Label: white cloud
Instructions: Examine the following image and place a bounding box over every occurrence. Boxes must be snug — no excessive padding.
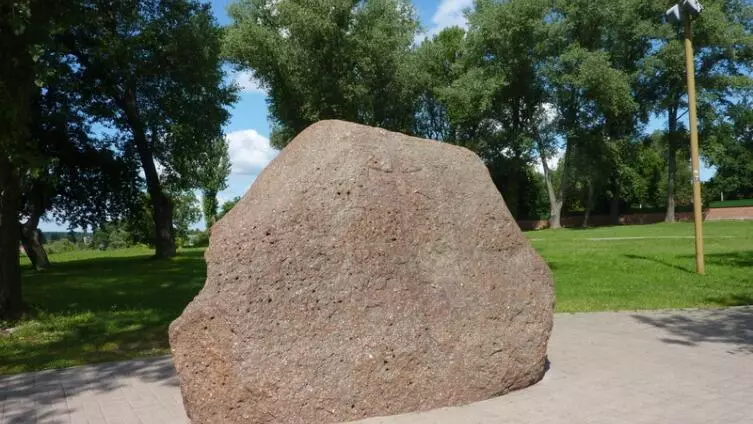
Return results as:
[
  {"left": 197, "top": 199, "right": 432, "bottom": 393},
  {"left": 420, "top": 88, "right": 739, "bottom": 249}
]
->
[
  {"left": 232, "top": 70, "right": 266, "bottom": 95},
  {"left": 226, "top": 129, "right": 278, "bottom": 176},
  {"left": 216, "top": 192, "right": 232, "bottom": 205},
  {"left": 414, "top": 31, "right": 429, "bottom": 46},
  {"left": 534, "top": 149, "right": 563, "bottom": 174},
  {"left": 428, "top": 0, "right": 474, "bottom": 37},
  {"left": 540, "top": 102, "right": 558, "bottom": 127},
  {"left": 137, "top": 159, "right": 166, "bottom": 179}
]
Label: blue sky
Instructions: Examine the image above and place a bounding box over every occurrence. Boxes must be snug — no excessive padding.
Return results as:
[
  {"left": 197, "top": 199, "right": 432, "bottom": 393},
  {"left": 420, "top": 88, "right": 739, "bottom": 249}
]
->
[{"left": 40, "top": 0, "right": 714, "bottom": 232}]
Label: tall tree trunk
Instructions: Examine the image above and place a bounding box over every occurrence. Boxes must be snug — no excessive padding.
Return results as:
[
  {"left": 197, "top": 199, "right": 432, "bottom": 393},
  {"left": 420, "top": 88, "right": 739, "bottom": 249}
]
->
[
  {"left": 0, "top": 156, "right": 23, "bottom": 321},
  {"left": 150, "top": 192, "right": 175, "bottom": 258},
  {"left": 121, "top": 89, "right": 176, "bottom": 259},
  {"left": 665, "top": 105, "right": 678, "bottom": 223},
  {"left": 538, "top": 138, "right": 571, "bottom": 230},
  {"left": 20, "top": 227, "right": 50, "bottom": 270},
  {"left": 538, "top": 143, "right": 561, "bottom": 229},
  {"left": 507, "top": 164, "right": 521, "bottom": 219},
  {"left": 583, "top": 176, "right": 594, "bottom": 228},
  {"left": 665, "top": 143, "right": 676, "bottom": 222},
  {"left": 609, "top": 194, "right": 620, "bottom": 225},
  {"left": 20, "top": 188, "right": 50, "bottom": 270},
  {"left": 0, "top": 19, "right": 33, "bottom": 320}
]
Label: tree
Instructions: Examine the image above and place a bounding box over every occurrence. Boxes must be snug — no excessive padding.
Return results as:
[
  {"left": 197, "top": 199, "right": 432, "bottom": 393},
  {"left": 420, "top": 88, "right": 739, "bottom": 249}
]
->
[
  {"left": 217, "top": 196, "right": 241, "bottom": 221},
  {"left": 0, "top": 0, "right": 48, "bottom": 320},
  {"left": 639, "top": 0, "right": 753, "bottom": 221},
  {"left": 198, "top": 137, "right": 230, "bottom": 228},
  {"left": 533, "top": 0, "right": 642, "bottom": 228},
  {"left": 413, "top": 0, "right": 552, "bottom": 219},
  {"left": 172, "top": 190, "right": 202, "bottom": 245},
  {"left": 411, "top": 27, "right": 467, "bottom": 142},
  {"left": 542, "top": 45, "right": 636, "bottom": 227},
  {"left": 61, "top": 0, "right": 235, "bottom": 258},
  {"left": 704, "top": 100, "right": 753, "bottom": 200},
  {"left": 463, "top": 0, "right": 550, "bottom": 190},
  {"left": 19, "top": 76, "right": 140, "bottom": 269},
  {"left": 124, "top": 190, "right": 202, "bottom": 248},
  {"left": 224, "top": 0, "right": 419, "bottom": 147}
]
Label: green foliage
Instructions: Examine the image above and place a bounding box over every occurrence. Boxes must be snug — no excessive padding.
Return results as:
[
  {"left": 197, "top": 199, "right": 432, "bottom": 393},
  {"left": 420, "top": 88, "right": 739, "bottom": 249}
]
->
[
  {"left": 217, "top": 196, "right": 241, "bottom": 221},
  {"left": 198, "top": 137, "right": 231, "bottom": 227},
  {"left": 92, "top": 222, "right": 134, "bottom": 251},
  {"left": 46, "top": 239, "right": 76, "bottom": 255},
  {"left": 190, "top": 230, "right": 210, "bottom": 247},
  {"left": 107, "top": 227, "right": 131, "bottom": 250},
  {"left": 221, "top": 0, "right": 753, "bottom": 222},
  {"left": 410, "top": 27, "right": 466, "bottom": 141},
  {"left": 488, "top": 157, "right": 549, "bottom": 219},
  {"left": 172, "top": 191, "right": 202, "bottom": 245},
  {"left": 4, "top": 248, "right": 205, "bottom": 374},
  {"left": 704, "top": 100, "right": 753, "bottom": 200},
  {"left": 124, "top": 191, "right": 202, "bottom": 247},
  {"left": 224, "top": 0, "right": 419, "bottom": 147},
  {"left": 49, "top": 0, "right": 236, "bottom": 257},
  {"left": 63, "top": 0, "right": 236, "bottom": 182}
]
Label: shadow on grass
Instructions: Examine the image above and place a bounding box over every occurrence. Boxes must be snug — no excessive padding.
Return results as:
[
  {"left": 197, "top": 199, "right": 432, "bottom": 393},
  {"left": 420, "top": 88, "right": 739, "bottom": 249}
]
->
[
  {"left": 0, "top": 356, "right": 179, "bottom": 424},
  {"left": 680, "top": 250, "right": 753, "bottom": 268},
  {"left": 632, "top": 307, "right": 753, "bottom": 354},
  {"left": 1, "top": 250, "right": 206, "bottom": 375},
  {"left": 622, "top": 254, "right": 694, "bottom": 274},
  {"left": 706, "top": 293, "right": 753, "bottom": 307}
]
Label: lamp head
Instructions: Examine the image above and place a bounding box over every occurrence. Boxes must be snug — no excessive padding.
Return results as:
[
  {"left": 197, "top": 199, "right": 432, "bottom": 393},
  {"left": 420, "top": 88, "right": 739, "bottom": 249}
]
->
[
  {"left": 666, "top": 0, "right": 703, "bottom": 23},
  {"left": 665, "top": 4, "right": 682, "bottom": 23},
  {"left": 683, "top": 0, "right": 704, "bottom": 18}
]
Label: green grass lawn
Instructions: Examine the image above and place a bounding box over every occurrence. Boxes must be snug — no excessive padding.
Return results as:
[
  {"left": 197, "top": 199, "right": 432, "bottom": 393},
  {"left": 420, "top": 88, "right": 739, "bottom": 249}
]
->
[
  {"left": 527, "top": 221, "right": 753, "bottom": 312},
  {"left": 1, "top": 221, "right": 752, "bottom": 374},
  {"left": 1, "top": 247, "right": 206, "bottom": 374},
  {"left": 708, "top": 198, "right": 753, "bottom": 208}
]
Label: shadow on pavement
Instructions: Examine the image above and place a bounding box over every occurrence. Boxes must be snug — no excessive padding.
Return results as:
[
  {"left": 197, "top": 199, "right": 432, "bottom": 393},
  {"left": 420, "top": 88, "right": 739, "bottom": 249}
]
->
[
  {"left": 632, "top": 307, "right": 753, "bottom": 354},
  {"left": 0, "top": 357, "right": 178, "bottom": 423}
]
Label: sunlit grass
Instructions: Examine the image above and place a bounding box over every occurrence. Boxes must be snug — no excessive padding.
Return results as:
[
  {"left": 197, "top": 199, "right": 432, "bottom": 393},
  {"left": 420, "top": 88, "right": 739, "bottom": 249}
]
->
[
  {"left": 2, "top": 222, "right": 752, "bottom": 374},
  {"left": 526, "top": 221, "right": 753, "bottom": 312},
  {"left": 2, "top": 247, "right": 205, "bottom": 374}
]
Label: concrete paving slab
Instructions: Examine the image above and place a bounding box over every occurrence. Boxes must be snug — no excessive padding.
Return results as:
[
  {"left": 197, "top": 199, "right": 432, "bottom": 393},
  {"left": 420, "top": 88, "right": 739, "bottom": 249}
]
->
[{"left": 1, "top": 307, "right": 751, "bottom": 424}]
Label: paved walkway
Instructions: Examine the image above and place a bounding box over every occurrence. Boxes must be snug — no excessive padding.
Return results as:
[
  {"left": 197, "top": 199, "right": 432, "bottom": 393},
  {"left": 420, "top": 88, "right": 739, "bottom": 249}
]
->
[{"left": 2, "top": 307, "right": 752, "bottom": 424}]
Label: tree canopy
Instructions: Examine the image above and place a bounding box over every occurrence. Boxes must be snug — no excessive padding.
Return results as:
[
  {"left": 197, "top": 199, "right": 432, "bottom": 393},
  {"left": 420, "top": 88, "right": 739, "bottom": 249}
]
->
[
  {"left": 224, "top": 0, "right": 419, "bottom": 147},
  {"left": 223, "top": 0, "right": 753, "bottom": 227},
  {"left": 1, "top": 0, "right": 236, "bottom": 319},
  {"left": 4, "top": 0, "right": 753, "bottom": 320}
]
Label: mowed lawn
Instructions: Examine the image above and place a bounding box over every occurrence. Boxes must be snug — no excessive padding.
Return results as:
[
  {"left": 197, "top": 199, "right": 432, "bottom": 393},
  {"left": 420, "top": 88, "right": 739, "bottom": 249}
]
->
[
  {"left": 528, "top": 221, "right": 753, "bottom": 312},
  {"left": 1, "top": 221, "right": 752, "bottom": 374},
  {"left": 1, "top": 248, "right": 206, "bottom": 374}
]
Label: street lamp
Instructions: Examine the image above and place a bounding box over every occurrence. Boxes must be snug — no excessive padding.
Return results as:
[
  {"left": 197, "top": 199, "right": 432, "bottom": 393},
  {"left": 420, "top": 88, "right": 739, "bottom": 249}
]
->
[{"left": 666, "top": 0, "right": 705, "bottom": 275}]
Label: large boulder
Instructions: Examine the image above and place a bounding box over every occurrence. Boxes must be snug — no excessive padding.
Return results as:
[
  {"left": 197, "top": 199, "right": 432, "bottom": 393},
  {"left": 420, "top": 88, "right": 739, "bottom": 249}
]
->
[{"left": 169, "top": 120, "right": 555, "bottom": 424}]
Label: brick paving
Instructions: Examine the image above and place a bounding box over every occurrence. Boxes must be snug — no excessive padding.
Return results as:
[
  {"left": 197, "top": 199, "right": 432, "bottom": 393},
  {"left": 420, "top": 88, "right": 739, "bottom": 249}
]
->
[
  {"left": 0, "top": 358, "right": 186, "bottom": 424},
  {"left": 2, "top": 307, "right": 752, "bottom": 424}
]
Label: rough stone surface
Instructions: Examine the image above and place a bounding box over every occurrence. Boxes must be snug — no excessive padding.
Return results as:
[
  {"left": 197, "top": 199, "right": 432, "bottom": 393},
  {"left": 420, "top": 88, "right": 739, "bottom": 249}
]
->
[{"left": 168, "top": 120, "right": 555, "bottom": 424}]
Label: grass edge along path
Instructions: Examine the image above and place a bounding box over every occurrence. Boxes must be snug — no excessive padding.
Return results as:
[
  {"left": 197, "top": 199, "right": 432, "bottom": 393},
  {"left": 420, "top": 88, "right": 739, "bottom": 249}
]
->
[{"left": 2, "top": 221, "right": 752, "bottom": 374}]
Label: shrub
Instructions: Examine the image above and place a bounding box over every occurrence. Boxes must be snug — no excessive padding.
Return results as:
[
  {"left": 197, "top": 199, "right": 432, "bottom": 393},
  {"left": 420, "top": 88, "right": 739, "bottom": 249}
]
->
[
  {"left": 192, "top": 231, "right": 210, "bottom": 247},
  {"left": 108, "top": 227, "right": 131, "bottom": 250},
  {"left": 47, "top": 239, "right": 76, "bottom": 255}
]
